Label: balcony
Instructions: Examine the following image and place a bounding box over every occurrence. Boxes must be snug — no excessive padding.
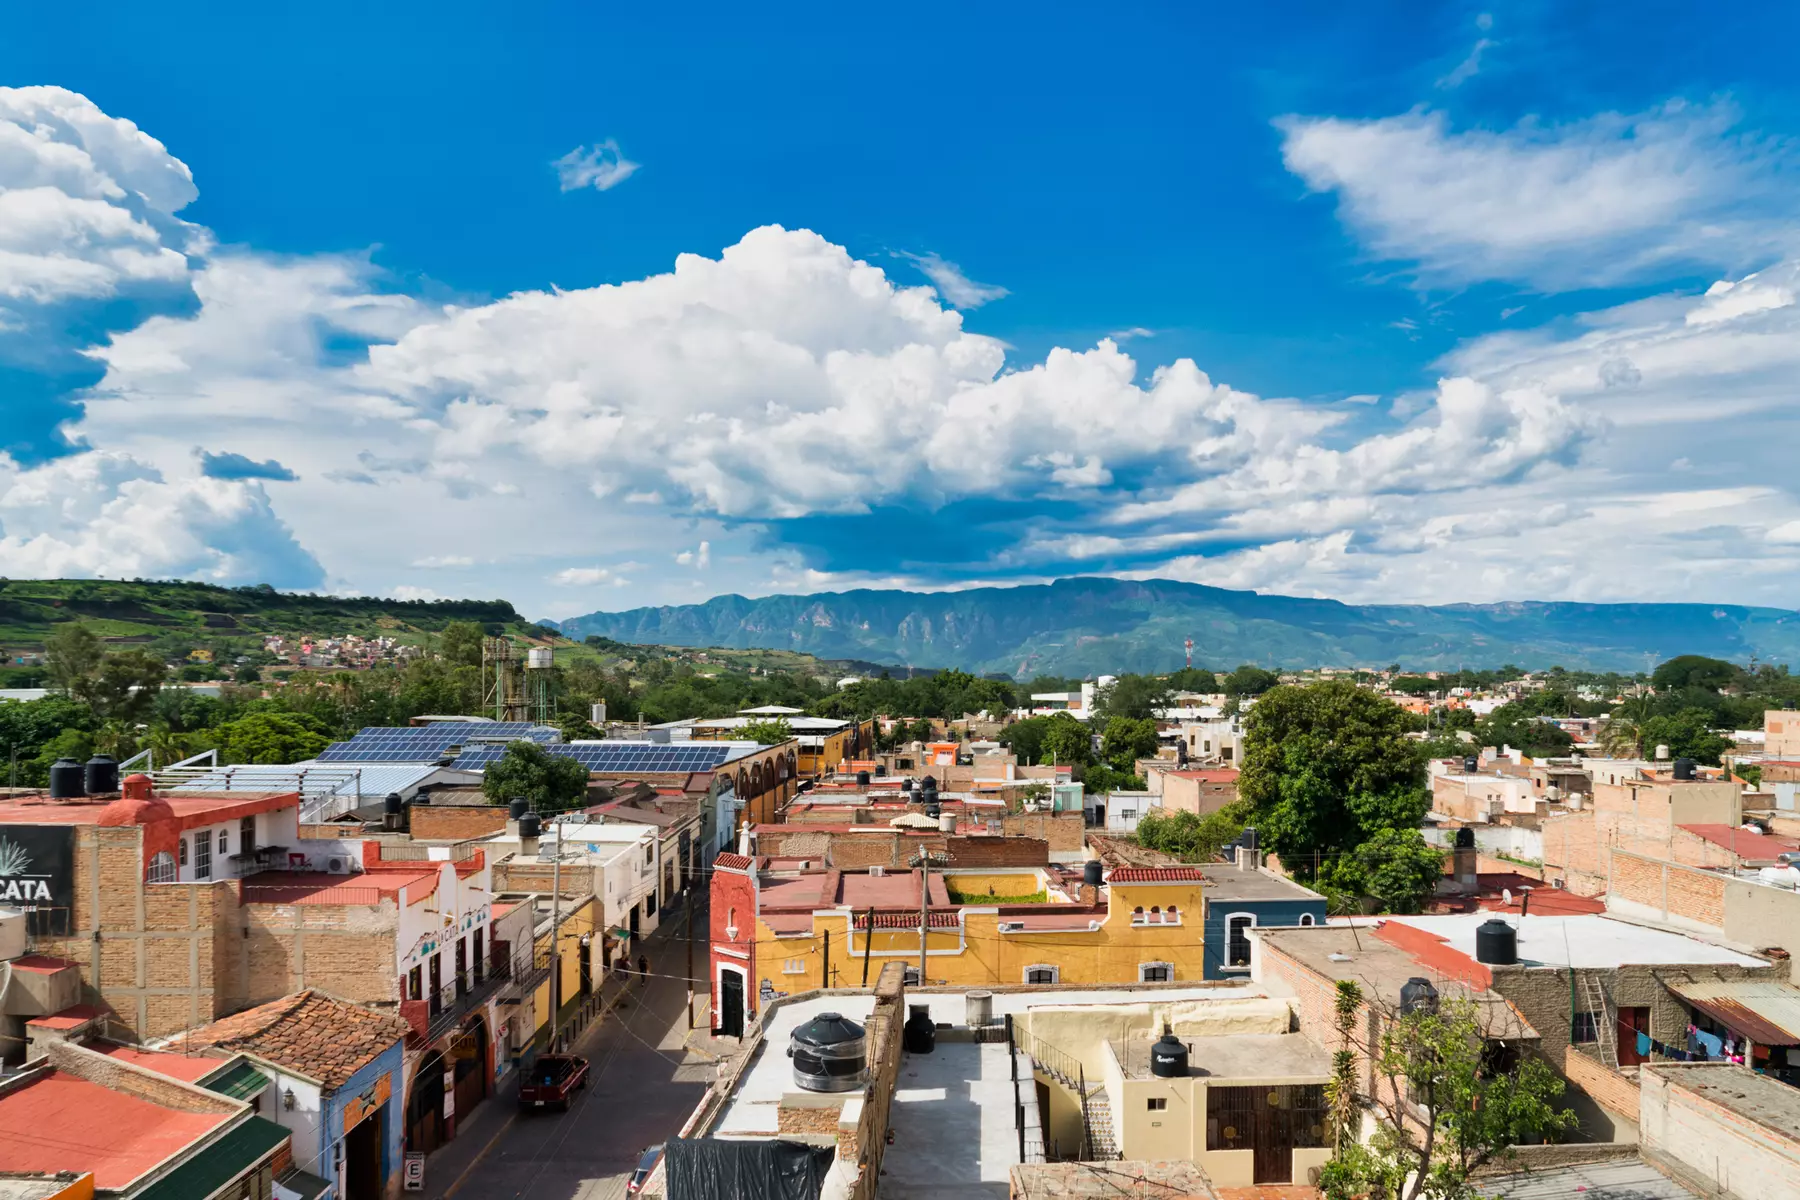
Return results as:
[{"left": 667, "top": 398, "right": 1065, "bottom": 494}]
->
[{"left": 419, "top": 962, "right": 511, "bottom": 1045}]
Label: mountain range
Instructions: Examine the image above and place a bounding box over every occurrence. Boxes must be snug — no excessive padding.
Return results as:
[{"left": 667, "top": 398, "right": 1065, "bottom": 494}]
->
[{"left": 547, "top": 578, "right": 1800, "bottom": 677}]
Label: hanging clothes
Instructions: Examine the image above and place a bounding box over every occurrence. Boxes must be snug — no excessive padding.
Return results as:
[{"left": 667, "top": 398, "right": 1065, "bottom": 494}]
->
[
  {"left": 1694, "top": 1029, "right": 1724, "bottom": 1059},
  {"left": 1636, "top": 1031, "right": 1653, "bottom": 1058}
]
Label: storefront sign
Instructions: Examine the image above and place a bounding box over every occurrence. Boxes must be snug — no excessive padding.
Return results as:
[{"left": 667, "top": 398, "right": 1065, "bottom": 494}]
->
[
  {"left": 0, "top": 826, "right": 73, "bottom": 909},
  {"left": 341, "top": 1073, "right": 391, "bottom": 1132}
]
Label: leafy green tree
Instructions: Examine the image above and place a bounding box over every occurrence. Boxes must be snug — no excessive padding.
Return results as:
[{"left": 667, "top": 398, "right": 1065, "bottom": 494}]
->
[
  {"left": 211, "top": 712, "right": 332, "bottom": 764},
  {"left": 440, "top": 621, "right": 487, "bottom": 669},
  {"left": 0, "top": 696, "right": 95, "bottom": 765},
  {"left": 27, "top": 728, "right": 95, "bottom": 785},
  {"left": 44, "top": 624, "right": 104, "bottom": 696},
  {"left": 1324, "top": 828, "right": 1445, "bottom": 914},
  {"left": 1318, "top": 984, "right": 1577, "bottom": 1200},
  {"left": 1652, "top": 654, "right": 1742, "bottom": 694},
  {"left": 82, "top": 648, "right": 167, "bottom": 724},
  {"left": 1473, "top": 703, "right": 1574, "bottom": 758},
  {"left": 1080, "top": 763, "right": 1146, "bottom": 794},
  {"left": 1101, "top": 716, "right": 1160, "bottom": 771},
  {"left": 1390, "top": 675, "right": 1438, "bottom": 697},
  {"left": 1039, "top": 713, "right": 1092, "bottom": 766},
  {"left": 1135, "top": 802, "right": 1250, "bottom": 861},
  {"left": 1239, "top": 682, "right": 1427, "bottom": 876},
  {"left": 1095, "top": 674, "right": 1172, "bottom": 720},
  {"left": 739, "top": 718, "right": 793, "bottom": 745},
  {"left": 1165, "top": 667, "right": 1220, "bottom": 693},
  {"left": 1224, "top": 664, "right": 1281, "bottom": 696},
  {"left": 481, "top": 741, "right": 591, "bottom": 814},
  {"left": 1641, "top": 707, "right": 1733, "bottom": 765},
  {"left": 1000, "top": 715, "right": 1054, "bottom": 765}
]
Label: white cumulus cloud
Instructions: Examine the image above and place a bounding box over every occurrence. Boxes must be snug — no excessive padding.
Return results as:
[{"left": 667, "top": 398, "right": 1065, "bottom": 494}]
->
[{"left": 899, "top": 251, "right": 1009, "bottom": 309}]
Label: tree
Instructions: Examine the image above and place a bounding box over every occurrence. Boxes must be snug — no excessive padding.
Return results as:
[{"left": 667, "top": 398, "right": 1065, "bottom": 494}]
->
[
  {"left": 1000, "top": 716, "right": 1054, "bottom": 765},
  {"left": 1318, "top": 982, "right": 1577, "bottom": 1200},
  {"left": 1652, "top": 654, "right": 1741, "bottom": 694},
  {"left": 1136, "top": 803, "right": 1250, "bottom": 862},
  {"left": 82, "top": 648, "right": 167, "bottom": 723},
  {"left": 1165, "top": 667, "right": 1220, "bottom": 694},
  {"left": 1239, "top": 682, "right": 1427, "bottom": 876},
  {"left": 212, "top": 712, "right": 332, "bottom": 765},
  {"left": 1039, "top": 713, "right": 1092, "bottom": 766},
  {"left": 1473, "top": 704, "right": 1573, "bottom": 758},
  {"left": 1324, "top": 828, "right": 1445, "bottom": 914},
  {"left": 1641, "top": 707, "right": 1733, "bottom": 765},
  {"left": 440, "top": 621, "right": 486, "bottom": 669},
  {"left": 1224, "top": 664, "right": 1281, "bottom": 697},
  {"left": 1101, "top": 716, "right": 1160, "bottom": 772},
  {"left": 1081, "top": 763, "right": 1146, "bottom": 794},
  {"left": 481, "top": 741, "right": 591, "bottom": 814},
  {"left": 739, "top": 718, "right": 793, "bottom": 746},
  {"left": 44, "top": 624, "right": 103, "bottom": 696},
  {"left": 1095, "top": 674, "right": 1172, "bottom": 720}
]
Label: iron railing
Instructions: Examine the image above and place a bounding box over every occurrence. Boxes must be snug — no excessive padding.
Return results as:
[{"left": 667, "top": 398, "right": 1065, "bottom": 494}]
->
[{"left": 424, "top": 963, "right": 511, "bottom": 1044}]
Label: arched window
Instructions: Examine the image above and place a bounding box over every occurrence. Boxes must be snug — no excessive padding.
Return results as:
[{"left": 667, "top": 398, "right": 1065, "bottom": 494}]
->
[
  {"left": 751, "top": 763, "right": 764, "bottom": 796},
  {"left": 1150, "top": 905, "right": 1162, "bottom": 924},
  {"left": 1299, "top": 913, "right": 1316, "bottom": 927},
  {"left": 1139, "top": 962, "right": 1174, "bottom": 983},
  {"left": 1132, "top": 905, "right": 1146, "bottom": 926},
  {"left": 1023, "top": 965, "right": 1059, "bottom": 985},
  {"left": 146, "top": 852, "right": 177, "bottom": 884},
  {"left": 1166, "top": 904, "right": 1180, "bottom": 924}
]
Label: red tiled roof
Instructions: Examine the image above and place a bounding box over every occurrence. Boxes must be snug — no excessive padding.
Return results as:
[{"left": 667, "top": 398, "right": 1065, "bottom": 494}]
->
[
  {"left": 1679, "top": 825, "right": 1800, "bottom": 858},
  {"left": 0, "top": 1068, "right": 229, "bottom": 1187},
  {"left": 713, "top": 852, "right": 755, "bottom": 872},
  {"left": 168, "top": 990, "right": 407, "bottom": 1089},
  {"left": 1107, "top": 866, "right": 1207, "bottom": 883},
  {"left": 854, "top": 911, "right": 961, "bottom": 929}
]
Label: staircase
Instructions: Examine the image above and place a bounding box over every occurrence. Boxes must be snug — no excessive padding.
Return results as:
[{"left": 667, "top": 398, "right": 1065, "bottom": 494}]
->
[{"left": 1081, "top": 1087, "right": 1120, "bottom": 1160}]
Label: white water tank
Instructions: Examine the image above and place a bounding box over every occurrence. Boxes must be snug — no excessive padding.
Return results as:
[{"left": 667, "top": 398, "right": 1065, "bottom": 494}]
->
[
  {"left": 527, "top": 647, "right": 554, "bottom": 669},
  {"left": 0, "top": 911, "right": 25, "bottom": 962}
]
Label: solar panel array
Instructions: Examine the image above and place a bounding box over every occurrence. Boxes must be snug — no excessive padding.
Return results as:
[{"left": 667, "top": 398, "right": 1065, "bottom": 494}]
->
[
  {"left": 448, "top": 742, "right": 739, "bottom": 773},
  {"left": 316, "top": 723, "right": 561, "bottom": 763}
]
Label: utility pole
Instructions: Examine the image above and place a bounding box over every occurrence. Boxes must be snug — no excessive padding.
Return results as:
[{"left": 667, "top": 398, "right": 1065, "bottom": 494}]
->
[
  {"left": 684, "top": 884, "right": 695, "bottom": 1030},
  {"left": 861, "top": 906, "right": 874, "bottom": 987},
  {"left": 910, "top": 850, "right": 944, "bottom": 984},
  {"left": 822, "top": 928, "right": 831, "bottom": 990},
  {"left": 548, "top": 822, "right": 563, "bottom": 1052}
]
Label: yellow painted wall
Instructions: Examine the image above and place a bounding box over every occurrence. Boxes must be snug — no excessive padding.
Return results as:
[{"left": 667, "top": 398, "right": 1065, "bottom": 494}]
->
[
  {"left": 43, "top": 1176, "right": 94, "bottom": 1200},
  {"left": 748, "top": 880, "right": 1209, "bottom": 998},
  {"left": 529, "top": 896, "right": 597, "bottom": 1040},
  {"left": 943, "top": 869, "right": 1048, "bottom": 897}
]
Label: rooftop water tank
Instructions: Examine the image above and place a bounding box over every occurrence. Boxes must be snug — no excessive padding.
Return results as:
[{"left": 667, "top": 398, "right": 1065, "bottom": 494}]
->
[
  {"left": 83, "top": 754, "right": 118, "bottom": 796},
  {"left": 518, "top": 812, "right": 542, "bottom": 841},
  {"left": 1083, "top": 859, "right": 1104, "bottom": 888},
  {"left": 790, "top": 1012, "right": 867, "bottom": 1092},
  {"left": 1150, "top": 1030, "right": 1189, "bottom": 1078},
  {"left": 1672, "top": 757, "right": 1697, "bottom": 781},
  {"left": 527, "top": 647, "right": 554, "bottom": 669},
  {"left": 1463, "top": 755, "right": 1480, "bottom": 774},
  {"left": 49, "top": 757, "right": 86, "bottom": 801},
  {"left": 856, "top": 770, "right": 871, "bottom": 786},
  {"left": 509, "top": 797, "right": 531, "bottom": 820},
  {"left": 1400, "top": 976, "right": 1442, "bottom": 1015},
  {"left": 938, "top": 812, "right": 955, "bottom": 833},
  {"left": 904, "top": 1004, "right": 936, "bottom": 1055},
  {"left": 1474, "top": 919, "right": 1517, "bottom": 965},
  {"left": 901, "top": 778, "right": 914, "bottom": 793},
  {"left": 1454, "top": 827, "right": 1476, "bottom": 849}
]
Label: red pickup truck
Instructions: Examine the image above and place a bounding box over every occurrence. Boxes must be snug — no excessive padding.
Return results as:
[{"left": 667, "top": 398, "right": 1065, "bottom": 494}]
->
[{"left": 518, "top": 1053, "right": 589, "bottom": 1111}]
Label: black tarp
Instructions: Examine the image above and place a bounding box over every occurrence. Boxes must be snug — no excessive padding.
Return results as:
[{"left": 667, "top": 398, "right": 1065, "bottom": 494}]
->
[{"left": 665, "top": 1135, "right": 834, "bottom": 1200}]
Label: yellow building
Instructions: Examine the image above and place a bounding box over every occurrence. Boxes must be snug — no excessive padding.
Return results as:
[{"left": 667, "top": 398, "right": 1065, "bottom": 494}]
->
[
  {"left": 688, "top": 711, "right": 878, "bottom": 780},
  {"left": 518, "top": 894, "right": 598, "bottom": 1050},
  {"left": 709, "top": 861, "right": 1214, "bottom": 1027}
]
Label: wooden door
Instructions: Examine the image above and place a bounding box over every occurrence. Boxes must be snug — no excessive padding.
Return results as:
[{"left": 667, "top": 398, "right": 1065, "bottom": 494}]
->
[
  {"left": 1617, "top": 1007, "right": 1651, "bottom": 1065},
  {"left": 719, "top": 970, "right": 745, "bottom": 1037}
]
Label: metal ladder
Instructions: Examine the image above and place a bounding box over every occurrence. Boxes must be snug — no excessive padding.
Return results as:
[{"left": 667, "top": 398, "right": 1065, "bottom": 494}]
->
[{"left": 1581, "top": 972, "right": 1618, "bottom": 1067}]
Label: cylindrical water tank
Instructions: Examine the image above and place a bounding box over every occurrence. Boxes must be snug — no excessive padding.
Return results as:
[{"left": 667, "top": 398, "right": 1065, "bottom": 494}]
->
[
  {"left": 1474, "top": 919, "right": 1517, "bottom": 965},
  {"left": 1083, "top": 859, "right": 1104, "bottom": 888},
  {"left": 1454, "top": 827, "right": 1475, "bottom": 849},
  {"left": 49, "top": 758, "right": 86, "bottom": 800},
  {"left": 856, "top": 770, "right": 871, "bottom": 786},
  {"left": 518, "top": 812, "right": 542, "bottom": 840},
  {"left": 1672, "top": 757, "right": 1697, "bottom": 781},
  {"left": 1150, "top": 1031, "right": 1189, "bottom": 1078},
  {"left": 1241, "top": 826, "right": 1259, "bottom": 850},
  {"left": 938, "top": 812, "right": 955, "bottom": 833},
  {"left": 964, "top": 990, "right": 994, "bottom": 1028},
  {"left": 509, "top": 797, "right": 531, "bottom": 820},
  {"left": 1400, "top": 976, "right": 1442, "bottom": 1015},
  {"left": 83, "top": 754, "right": 118, "bottom": 796},
  {"left": 904, "top": 1004, "right": 936, "bottom": 1055},
  {"left": 790, "top": 1012, "right": 868, "bottom": 1092},
  {"left": 527, "top": 646, "right": 554, "bottom": 669}
]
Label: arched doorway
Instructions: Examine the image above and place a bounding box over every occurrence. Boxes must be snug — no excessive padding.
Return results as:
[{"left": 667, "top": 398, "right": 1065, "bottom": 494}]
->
[
  {"left": 750, "top": 763, "right": 764, "bottom": 796},
  {"left": 737, "top": 769, "right": 749, "bottom": 798},
  {"left": 451, "top": 1016, "right": 489, "bottom": 1127},
  {"left": 406, "top": 1050, "right": 446, "bottom": 1154},
  {"left": 787, "top": 750, "right": 797, "bottom": 784}
]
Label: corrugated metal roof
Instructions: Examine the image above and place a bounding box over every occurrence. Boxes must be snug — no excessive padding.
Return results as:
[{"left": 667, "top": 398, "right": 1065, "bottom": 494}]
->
[
  {"left": 175, "top": 761, "right": 453, "bottom": 798},
  {"left": 1662, "top": 977, "right": 1800, "bottom": 1046},
  {"left": 1482, "top": 1157, "right": 1698, "bottom": 1200},
  {"left": 134, "top": 1115, "right": 288, "bottom": 1200}
]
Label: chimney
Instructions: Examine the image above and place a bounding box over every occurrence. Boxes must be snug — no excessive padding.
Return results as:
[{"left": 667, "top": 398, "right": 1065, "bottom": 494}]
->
[{"left": 738, "top": 825, "right": 754, "bottom": 857}]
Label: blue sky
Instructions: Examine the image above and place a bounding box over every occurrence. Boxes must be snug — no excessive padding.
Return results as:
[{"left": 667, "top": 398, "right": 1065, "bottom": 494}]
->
[{"left": 2, "top": 2, "right": 1799, "bottom": 618}]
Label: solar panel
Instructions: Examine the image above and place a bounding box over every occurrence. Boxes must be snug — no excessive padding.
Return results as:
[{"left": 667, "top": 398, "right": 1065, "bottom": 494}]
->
[
  {"left": 317, "top": 723, "right": 560, "bottom": 763},
  {"left": 446, "top": 742, "right": 738, "bottom": 773}
]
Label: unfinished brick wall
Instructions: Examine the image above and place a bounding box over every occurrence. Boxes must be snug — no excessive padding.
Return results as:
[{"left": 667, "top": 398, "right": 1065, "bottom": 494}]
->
[
  {"left": 1641, "top": 1065, "right": 1800, "bottom": 1200},
  {"left": 1563, "top": 1044, "right": 1640, "bottom": 1118},
  {"left": 1609, "top": 851, "right": 1728, "bottom": 930},
  {"left": 848, "top": 962, "right": 907, "bottom": 1200},
  {"left": 1543, "top": 785, "right": 1745, "bottom": 897},
  {"left": 409, "top": 804, "right": 509, "bottom": 841},
  {"left": 45, "top": 1041, "right": 243, "bottom": 1112},
  {"left": 1000, "top": 811, "right": 1083, "bottom": 851},
  {"left": 944, "top": 836, "right": 1048, "bottom": 868},
  {"left": 241, "top": 900, "right": 400, "bottom": 1008}
]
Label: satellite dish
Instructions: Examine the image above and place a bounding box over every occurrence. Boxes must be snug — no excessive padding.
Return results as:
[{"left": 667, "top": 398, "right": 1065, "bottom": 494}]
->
[{"left": 1502, "top": 888, "right": 1513, "bottom": 906}]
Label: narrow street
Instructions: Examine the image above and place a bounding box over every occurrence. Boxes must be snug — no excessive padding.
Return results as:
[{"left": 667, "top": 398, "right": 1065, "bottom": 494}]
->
[{"left": 421, "top": 903, "right": 717, "bottom": 1200}]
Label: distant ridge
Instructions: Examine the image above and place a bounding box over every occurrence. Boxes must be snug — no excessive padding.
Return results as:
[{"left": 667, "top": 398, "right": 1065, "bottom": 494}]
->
[{"left": 547, "top": 577, "right": 1800, "bottom": 676}]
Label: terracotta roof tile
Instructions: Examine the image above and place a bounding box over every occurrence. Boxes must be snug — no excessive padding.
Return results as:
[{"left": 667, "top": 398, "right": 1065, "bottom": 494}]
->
[
  {"left": 169, "top": 990, "right": 407, "bottom": 1090},
  {"left": 1107, "top": 866, "right": 1207, "bottom": 883}
]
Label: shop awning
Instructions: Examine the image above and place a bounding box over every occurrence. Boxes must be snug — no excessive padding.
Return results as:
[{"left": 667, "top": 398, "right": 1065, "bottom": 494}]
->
[{"left": 1663, "top": 977, "right": 1800, "bottom": 1046}]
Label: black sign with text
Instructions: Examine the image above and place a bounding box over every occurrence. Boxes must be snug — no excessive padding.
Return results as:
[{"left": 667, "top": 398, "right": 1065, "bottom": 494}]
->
[{"left": 0, "top": 826, "right": 75, "bottom": 929}]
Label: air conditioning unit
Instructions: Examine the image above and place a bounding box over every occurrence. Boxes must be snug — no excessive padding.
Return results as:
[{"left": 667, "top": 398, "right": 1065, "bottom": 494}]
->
[
  {"left": 869, "top": 866, "right": 885, "bottom": 877},
  {"left": 325, "top": 856, "right": 350, "bottom": 875},
  {"left": 999, "top": 921, "right": 1024, "bottom": 932}
]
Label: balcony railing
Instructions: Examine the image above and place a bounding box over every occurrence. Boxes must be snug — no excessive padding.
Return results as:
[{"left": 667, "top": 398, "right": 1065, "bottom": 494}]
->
[{"left": 423, "top": 962, "right": 511, "bottom": 1044}]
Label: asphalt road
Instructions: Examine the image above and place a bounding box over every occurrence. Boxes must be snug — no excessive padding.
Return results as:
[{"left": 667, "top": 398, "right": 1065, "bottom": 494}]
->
[{"left": 425, "top": 909, "right": 714, "bottom": 1200}]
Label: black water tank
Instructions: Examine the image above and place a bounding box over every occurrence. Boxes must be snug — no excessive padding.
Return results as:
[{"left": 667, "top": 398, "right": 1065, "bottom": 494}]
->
[
  {"left": 1672, "top": 757, "right": 1697, "bottom": 781},
  {"left": 1474, "top": 919, "right": 1517, "bottom": 965},
  {"left": 518, "top": 812, "right": 542, "bottom": 840},
  {"left": 83, "top": 754, "right": 118, "bottom": 795},
  {"left": 1400, "top": 976, "right": 1441, "bottom": 1015},
  {"left": 1464, "top": 755, "right": 1480, "bottom": 774},
  {"left": 856, "top": 770, "right": 871, "bottom": 786},
  {"left": 874, "top": 765, "right": 887, "bottom": 777},
  {"left": 921, "top": 775, "right": 938, "bottom": 794},
  {"left": 49, "top": 757, "right": 86, "bottom": 800},
  {"left": 1083, "top": 860, "right": 1104, "bottom": 888},
  {"left": 1241, "top": 826, "right": 1258, "bottom": 851},
  {"left": 790, "top": 1012, "right": 868, "bottom": 1092},
  {"left": 1150, "top": 1031, "right": 1189, "bottom": 1078},
  {"left": 1454, "top": 826, "right": 1476, "bottom": 849},
  {"left": 925, "top": 802, "right": 941, "bottom": 819},
  {"left": 901, "top": 778, "right": 914, "bottom": 793},
  {"left": 903, "top": 1004, "right": 935, "bottom": 1055},
  {"left": 384, "top": 792, "right": 404, "bottom": 817},
  {"left": 508, "top": 797, "right": 530, "bottom": 820}
]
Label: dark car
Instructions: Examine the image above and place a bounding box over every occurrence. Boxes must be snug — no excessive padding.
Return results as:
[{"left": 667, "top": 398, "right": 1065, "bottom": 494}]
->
[{"left": 626, "top": 1143, "right": 665, "bottom": 1196}]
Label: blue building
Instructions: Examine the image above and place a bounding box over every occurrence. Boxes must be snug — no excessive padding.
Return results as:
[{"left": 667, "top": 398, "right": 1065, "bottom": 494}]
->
[{"left": 1199, "top": 854, "right": 1327, "bottom": 980}]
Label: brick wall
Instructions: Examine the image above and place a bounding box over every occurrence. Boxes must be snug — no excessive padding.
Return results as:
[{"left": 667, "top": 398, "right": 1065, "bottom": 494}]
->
[
  {"left": 1563, "top": 1045, "right": 1640, "bottom": 1118},
  {"left": 47, "top": 1041, "right": 242, "bottom": 1114},
  {"left": 1543, "top": 787, "right": 1746, "bottom": 897},
  {"left": 409, "top": 804, "right": 508, "bottom": 841},
  {"left": 849, "top": 963, "right": 907, "bottom": 1200},
  {"left": 999, "top": 811, "right": 1083, "bottom": 851},
  {"left": 241, "top": 900, "right": 400, "bottom": 1008},
  {"left": 944, "top": 836, "right": 1048, "bottom": 868},
  {"left": 1609, "top": 850, "right": 1728, "bottom": 930},
  {"left": 1641, "top": 1065, "right": 1800, "bottom": 1200}
]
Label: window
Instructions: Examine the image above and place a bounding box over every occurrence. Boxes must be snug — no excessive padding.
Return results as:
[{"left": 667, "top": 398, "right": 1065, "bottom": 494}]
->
[
  {"left": 1140, "top": 962, "right": 1173, "bottom": 983},
  {"left": 217, "top": 829, "right": 228, "bottom": 856},
  {"left": 1023, "top": 965, "right": 1059, "bottom": 985},
  {"left": 1132, "top": 906, "right": 1146, "bottom": 925},
  {"left": 1150, "top": 905, "right": 1162, "bottom": 924},
  {"left": 178, "top": 837, "right": 188, "bottom": 868},
  {"left": 409, "top": 965, "right": 423, "bottom": 1002},
  {"left": 194, "top": 830, "right": 212, "bottom": 881},
  {"left": 783, "top": 958, "right": 806, "bottom": 975},
  {"left": 146, "top": 852, "right": 177, "bottom": 884},
  {"left": 240, "top": 816, "right": 255, "bottom": 854},
  {"left": 1120, "top": 809, "right": 1137, "bottom": 821},
  {"left": 1226, "top": 913, "right": 1255, "bottom": 968},
  {"left": 644, "top": 844, "right": 654, "bottom": 865},
  {"left": 1571, "top": 1011, "right": 1599, "bottom": 1044},
  {"left": 1165, "top": 904, "right": 1180, "bottom": 924},
  {"left": 1299, "top": 913, "right": 1316, "bottom": 927},
  {"left": 903, "top": 966, "right": 921, "bottom": 986},
  {"left": 1146, "top": 1097, "right": 1168, "bottom": 1111}
]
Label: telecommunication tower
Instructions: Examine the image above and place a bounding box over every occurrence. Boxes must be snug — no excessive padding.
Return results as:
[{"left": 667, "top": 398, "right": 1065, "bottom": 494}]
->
[{"left": 1184, "top": 638, "right": 1194, "bottom": 669}]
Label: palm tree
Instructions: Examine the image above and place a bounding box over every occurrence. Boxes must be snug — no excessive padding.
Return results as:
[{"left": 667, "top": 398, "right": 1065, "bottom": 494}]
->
[{"left": 1598, "top": 715, "right": 1643, "bottom": 758}]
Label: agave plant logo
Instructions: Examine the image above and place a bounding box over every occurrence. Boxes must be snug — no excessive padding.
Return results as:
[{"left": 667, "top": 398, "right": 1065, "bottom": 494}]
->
[{"left": 0, "top": 839, "right": 30, "bottom": 877}]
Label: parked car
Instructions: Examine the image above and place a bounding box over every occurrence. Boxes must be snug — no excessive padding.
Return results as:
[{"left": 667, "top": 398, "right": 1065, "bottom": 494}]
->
[
  {"left": 626, "top": 1143, "right": 665, "bottom": 1196},
  {"left": 517, "top": 1053, "right": 589, "bottom": 1111}
]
